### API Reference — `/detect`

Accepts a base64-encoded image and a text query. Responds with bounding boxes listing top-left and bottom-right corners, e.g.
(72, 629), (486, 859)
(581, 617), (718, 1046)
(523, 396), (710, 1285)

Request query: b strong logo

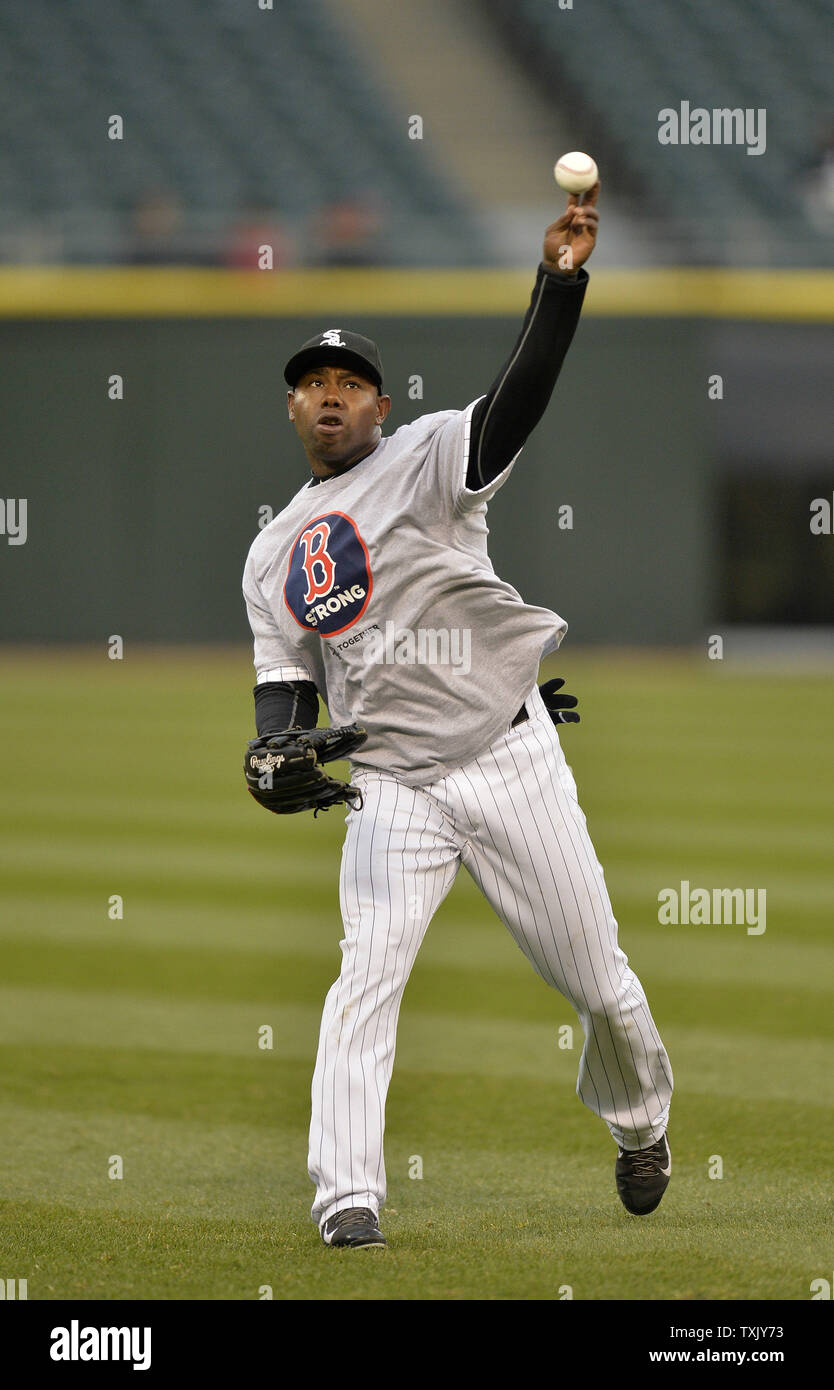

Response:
(284, 511), (373, 637)
(299, 522), (335, 603)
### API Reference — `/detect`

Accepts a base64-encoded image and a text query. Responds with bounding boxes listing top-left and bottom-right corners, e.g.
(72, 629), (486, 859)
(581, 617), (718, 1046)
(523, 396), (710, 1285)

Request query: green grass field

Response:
(1, 647), (832, 1301)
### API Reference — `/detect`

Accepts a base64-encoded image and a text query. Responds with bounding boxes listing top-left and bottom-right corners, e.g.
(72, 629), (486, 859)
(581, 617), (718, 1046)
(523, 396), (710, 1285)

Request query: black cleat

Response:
(321, 1207), (387, 1249)
(616, 1134), (671, 1215)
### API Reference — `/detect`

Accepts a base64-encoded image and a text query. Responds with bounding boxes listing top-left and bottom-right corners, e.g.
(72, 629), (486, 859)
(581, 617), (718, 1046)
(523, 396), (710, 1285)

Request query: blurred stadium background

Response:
(1, 0), (832, 1301)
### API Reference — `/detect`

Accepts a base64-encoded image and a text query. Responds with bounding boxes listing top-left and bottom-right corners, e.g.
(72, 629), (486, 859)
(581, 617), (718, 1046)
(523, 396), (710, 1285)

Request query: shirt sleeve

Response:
(466, 264), (588, 491)
(242, 554), (316, 684)
(423, 397), (519, 517)
(422, 266), (587, 517)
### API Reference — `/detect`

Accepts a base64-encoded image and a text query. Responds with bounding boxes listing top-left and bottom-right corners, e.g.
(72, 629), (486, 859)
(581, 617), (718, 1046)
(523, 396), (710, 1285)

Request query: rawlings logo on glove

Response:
(249, 750), (286, 775)
(244, 724), (368, 816)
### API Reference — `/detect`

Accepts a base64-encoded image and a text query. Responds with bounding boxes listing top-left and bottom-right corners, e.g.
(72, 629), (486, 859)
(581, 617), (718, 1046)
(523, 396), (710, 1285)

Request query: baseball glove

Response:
(539, 677), (580, 725)
(244, 724), (368, 816)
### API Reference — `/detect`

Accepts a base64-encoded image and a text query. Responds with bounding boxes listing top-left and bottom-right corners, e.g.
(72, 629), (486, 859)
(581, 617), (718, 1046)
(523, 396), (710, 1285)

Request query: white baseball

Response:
(554, 151), (599, 195)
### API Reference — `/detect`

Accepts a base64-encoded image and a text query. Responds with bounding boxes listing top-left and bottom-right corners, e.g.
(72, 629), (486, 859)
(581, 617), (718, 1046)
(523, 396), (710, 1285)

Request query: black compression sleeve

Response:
(253, 680), (319, 736)
(466, 264), (588, 490)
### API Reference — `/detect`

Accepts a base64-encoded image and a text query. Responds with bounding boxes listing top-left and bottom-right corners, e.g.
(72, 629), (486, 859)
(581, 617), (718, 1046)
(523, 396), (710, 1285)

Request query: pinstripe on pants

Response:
(308, 682), (673, 1227)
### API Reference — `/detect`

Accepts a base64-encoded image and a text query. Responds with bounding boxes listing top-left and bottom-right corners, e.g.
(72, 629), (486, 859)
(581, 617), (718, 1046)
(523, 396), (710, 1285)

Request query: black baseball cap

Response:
(284, 329), (384, 391)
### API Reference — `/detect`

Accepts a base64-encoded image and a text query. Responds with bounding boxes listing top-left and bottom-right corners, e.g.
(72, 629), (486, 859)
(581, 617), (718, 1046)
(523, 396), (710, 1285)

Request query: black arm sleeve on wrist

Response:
(253, 680), (319, 736)
(466, 264), (588, 491)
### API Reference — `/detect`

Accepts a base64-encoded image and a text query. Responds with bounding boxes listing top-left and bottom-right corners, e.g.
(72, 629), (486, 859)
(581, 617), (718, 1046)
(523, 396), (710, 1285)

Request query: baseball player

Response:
(243, 182), (673, 1249)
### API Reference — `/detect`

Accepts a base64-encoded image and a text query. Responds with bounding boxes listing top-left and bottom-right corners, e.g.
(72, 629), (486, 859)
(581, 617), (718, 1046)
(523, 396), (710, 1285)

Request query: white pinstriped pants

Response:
(308, 683), (673, 1227)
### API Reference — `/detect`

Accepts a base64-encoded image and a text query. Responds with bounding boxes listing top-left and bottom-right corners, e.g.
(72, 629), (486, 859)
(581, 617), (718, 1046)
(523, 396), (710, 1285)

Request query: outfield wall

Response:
(1, 269), (830, 646)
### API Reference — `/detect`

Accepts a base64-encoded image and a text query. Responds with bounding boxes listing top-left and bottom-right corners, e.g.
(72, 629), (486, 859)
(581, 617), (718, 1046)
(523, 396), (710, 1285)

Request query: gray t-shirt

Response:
(243, 399), (567, 786)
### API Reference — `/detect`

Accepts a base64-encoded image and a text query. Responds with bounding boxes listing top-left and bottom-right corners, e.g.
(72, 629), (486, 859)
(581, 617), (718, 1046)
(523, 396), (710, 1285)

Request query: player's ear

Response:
(376, 393), (392, 425)
(287, 389), (295, 421)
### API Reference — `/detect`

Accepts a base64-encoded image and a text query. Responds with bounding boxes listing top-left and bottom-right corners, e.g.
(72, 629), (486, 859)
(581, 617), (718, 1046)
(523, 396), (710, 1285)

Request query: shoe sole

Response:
(327, 1240), (387, 1249)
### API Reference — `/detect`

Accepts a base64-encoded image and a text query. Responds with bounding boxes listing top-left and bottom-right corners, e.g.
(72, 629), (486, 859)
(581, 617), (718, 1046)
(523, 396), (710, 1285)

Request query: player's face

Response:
(288, 364), (391, 476)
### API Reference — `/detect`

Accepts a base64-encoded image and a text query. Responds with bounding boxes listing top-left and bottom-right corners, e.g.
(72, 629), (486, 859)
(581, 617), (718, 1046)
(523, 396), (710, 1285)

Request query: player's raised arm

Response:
(466, 180), (599, 491)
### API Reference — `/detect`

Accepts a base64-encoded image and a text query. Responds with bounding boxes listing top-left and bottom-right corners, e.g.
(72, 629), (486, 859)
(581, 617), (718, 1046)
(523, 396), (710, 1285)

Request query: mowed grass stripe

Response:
(0, 865), (333, 913)
(4, 775), (831, 827)
(0, 985), (831, 1104)
(0, 937), (830, 1039)
(3, 810), (831, 874)
(594, 818), (833, 859)
(0, 1102), (308, 1219)
(3, 894), (832, 994)
(5, 798), (830, 859)
(2, 856), (828, 931)
(0, 841), (342, 889)
(0, 1046), (823, 1177)
(0, 1099), (828, 1222)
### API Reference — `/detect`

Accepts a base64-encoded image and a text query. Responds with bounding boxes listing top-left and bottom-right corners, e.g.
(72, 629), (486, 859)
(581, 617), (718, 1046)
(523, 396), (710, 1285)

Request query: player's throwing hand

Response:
(543, 180), (600, 275)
